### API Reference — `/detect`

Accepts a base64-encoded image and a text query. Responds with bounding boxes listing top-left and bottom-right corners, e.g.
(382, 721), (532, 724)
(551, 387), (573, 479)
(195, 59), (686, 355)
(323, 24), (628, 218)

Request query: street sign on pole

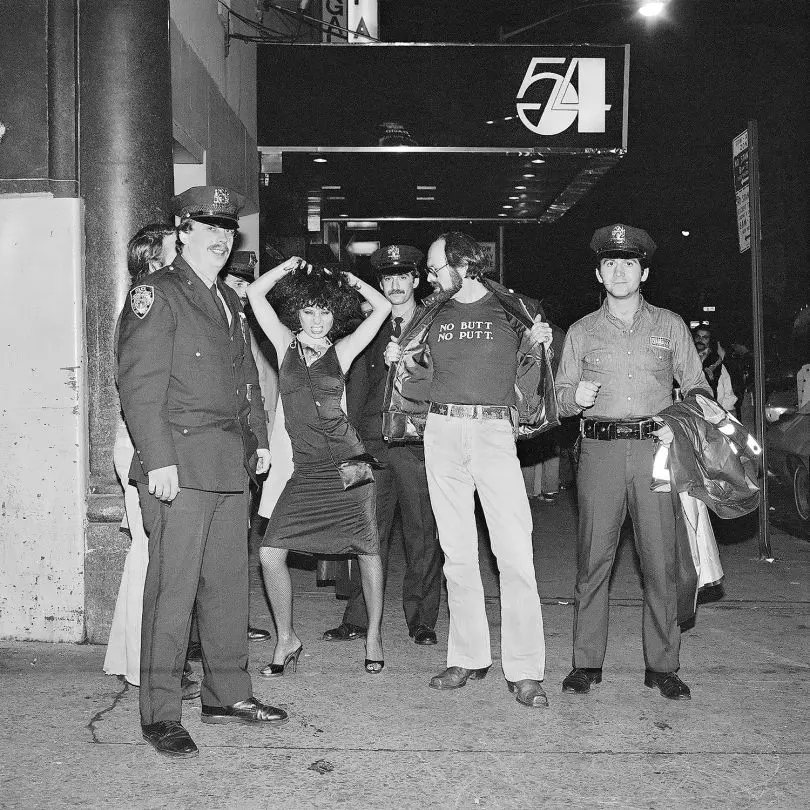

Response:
(734, 121), (772, 560)
(732, 130), (751, 253)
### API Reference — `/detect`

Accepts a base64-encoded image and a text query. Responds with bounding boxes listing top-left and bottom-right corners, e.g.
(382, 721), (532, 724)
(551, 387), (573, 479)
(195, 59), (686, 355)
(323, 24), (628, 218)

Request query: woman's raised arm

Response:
(246, 257), (303, 358)
(334, 272), (392, 372)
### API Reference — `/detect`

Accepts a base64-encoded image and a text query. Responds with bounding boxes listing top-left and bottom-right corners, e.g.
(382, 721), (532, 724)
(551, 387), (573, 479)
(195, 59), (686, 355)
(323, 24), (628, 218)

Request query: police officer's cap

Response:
(590, 224), (656, 261)
(221, 250), (257, 282)
(369, 244), (424, 277)
(171, 185), (246, 230)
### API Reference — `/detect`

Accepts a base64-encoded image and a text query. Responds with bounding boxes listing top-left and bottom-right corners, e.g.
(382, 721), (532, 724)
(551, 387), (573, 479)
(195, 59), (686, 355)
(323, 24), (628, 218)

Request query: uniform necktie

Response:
(392, 316), (403, 338)
(210, 283), (229, 325)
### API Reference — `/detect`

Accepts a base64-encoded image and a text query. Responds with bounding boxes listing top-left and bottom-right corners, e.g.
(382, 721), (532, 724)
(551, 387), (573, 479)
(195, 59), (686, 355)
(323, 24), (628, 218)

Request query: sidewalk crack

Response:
(86, 679), (130, 743)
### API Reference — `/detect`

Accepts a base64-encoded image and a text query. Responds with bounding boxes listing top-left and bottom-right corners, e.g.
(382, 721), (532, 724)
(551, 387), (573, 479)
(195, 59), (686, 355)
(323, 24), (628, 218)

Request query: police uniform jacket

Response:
(381, 279), (559, 441)
(117, 253), (268, 492)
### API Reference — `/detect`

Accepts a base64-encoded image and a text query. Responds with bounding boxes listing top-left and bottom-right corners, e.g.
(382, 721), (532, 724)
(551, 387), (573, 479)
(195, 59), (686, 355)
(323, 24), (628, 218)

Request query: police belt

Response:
(581, 418), (657, 440)
(429, 402), (511, 421)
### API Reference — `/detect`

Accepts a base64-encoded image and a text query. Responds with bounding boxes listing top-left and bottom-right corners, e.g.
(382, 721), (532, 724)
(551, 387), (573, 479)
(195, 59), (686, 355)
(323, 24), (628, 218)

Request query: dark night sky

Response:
(374, 0), (809, 356)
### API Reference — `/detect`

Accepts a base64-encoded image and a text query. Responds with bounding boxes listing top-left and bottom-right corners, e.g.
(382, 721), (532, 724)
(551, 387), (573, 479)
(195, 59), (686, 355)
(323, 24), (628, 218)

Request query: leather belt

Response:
(429, 402), (511, 421)
(581, 418), (657, 441)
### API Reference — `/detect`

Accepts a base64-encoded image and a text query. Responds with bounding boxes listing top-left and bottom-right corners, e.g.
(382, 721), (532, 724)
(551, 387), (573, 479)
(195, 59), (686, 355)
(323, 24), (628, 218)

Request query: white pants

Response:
(424, 412), (545, 681)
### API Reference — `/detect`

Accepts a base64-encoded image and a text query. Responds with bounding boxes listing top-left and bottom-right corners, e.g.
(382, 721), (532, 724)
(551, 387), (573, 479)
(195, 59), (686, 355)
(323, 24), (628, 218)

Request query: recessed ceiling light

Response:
(522, 173), (535, 178)
(682, 230), (690, 236)
(338, 213), (348, 217)
(322, 185), (341, 190)
(416, 196), (435, 201)
(313, 157), (327, 163)
(326, 195), (345, 200)
(416, 185), (437, 190)
(509, 196), (519, 200)
(485, 120), (495, 125)
(498, 213), (507, 217)
(515, 185), (527, 190)
(503, 116), (513, 121)
(502, 205), (513, 209)
(531, 158), (545, 164)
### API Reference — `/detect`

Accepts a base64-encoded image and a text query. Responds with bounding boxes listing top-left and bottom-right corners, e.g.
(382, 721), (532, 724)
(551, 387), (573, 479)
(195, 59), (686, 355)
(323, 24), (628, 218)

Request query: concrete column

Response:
(79, 0), (174, 641)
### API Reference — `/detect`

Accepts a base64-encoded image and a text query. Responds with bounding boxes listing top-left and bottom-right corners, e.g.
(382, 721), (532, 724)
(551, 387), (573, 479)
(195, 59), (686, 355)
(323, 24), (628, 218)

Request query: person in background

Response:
(104, 223), (200, 701)
(692, 325), (737, 412)
(118, 186), (287, 760)
(555, 224), (710, 701)
(247, 258), (391, 676)
(324, 244), (444, 648)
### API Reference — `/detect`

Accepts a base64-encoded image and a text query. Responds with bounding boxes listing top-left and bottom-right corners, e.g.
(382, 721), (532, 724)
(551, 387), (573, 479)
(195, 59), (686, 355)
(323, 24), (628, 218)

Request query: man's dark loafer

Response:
(429, 665), (491, 690)
(561, 667), (603, 694)
(248, 626), (272, 642)
(322, 622), (367, 642)
(507, 679), (549, 708)
(412, 626), (438, 646)
(644, 670), (691, 700)
(142, 720), (198, 759)
(186, 641), (202, 662)
(201, 696), (289, 726)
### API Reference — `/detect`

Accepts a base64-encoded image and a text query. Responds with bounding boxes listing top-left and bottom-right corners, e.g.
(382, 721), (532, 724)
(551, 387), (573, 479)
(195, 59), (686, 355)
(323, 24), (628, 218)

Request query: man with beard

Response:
(383, 232), (556, 708)
(117, 186), (288, 759)
(324, 244), (443, 647)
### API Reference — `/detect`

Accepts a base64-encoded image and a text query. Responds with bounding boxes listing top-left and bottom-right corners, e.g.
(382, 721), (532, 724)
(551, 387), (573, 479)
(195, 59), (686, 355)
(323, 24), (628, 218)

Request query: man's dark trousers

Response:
(573, 437), (681, 673)
(342, 442), (442, 633)
(138, 483), (252, 725)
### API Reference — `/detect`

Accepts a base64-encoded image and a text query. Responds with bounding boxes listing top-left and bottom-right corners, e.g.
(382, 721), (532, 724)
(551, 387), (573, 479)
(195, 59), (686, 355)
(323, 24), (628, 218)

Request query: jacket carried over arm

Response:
(381, 278), (559, 442)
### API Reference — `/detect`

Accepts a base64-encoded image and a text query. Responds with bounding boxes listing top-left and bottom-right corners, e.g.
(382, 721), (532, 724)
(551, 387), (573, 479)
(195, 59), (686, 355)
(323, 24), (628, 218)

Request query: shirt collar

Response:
(601, 294), (649, 329)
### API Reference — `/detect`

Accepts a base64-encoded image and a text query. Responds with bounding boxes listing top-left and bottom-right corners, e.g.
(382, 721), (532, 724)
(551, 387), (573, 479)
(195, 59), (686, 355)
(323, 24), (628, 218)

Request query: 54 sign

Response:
(516, 57), (611, 136)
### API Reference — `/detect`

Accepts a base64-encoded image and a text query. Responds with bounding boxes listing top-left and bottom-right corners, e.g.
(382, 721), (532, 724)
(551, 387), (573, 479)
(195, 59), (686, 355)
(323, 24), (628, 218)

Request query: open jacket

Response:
(381, 279), (559, 442)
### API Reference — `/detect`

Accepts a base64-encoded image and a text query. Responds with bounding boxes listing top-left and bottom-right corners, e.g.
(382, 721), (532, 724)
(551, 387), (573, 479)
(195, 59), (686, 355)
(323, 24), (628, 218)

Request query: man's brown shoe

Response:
(323, 622), (367, 641)
(142, 720), (198, 759)
(507, 679), (549, 708)
(429, 665), (490, 690)
(561, 667), (602, 694)
(201, 696), (289, 726)
(644, 670), (691, 700)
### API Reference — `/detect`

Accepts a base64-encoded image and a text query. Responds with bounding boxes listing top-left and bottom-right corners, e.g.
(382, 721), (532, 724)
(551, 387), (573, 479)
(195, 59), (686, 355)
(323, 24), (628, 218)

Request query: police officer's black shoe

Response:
(248, 625), (272, 642)
(561, 667), (602, 694)
(142, 720), (199, 759)
(411, 625), (438, 646)
(323, 622), (367, 641)
(186, 641), (202, 662)
(644, 670), (691, 700)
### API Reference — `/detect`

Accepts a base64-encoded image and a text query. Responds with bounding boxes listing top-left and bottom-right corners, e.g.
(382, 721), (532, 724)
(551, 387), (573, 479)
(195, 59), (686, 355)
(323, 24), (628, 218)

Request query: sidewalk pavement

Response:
(1, 492), (808, 809)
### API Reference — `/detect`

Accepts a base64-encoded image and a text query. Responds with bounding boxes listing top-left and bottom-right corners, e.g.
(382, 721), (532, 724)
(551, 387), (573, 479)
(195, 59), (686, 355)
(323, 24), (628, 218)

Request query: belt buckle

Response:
(614, 423), (635, 439)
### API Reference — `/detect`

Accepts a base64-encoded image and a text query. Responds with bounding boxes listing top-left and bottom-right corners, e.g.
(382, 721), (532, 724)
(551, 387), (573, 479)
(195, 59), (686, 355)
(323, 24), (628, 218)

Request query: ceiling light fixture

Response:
(322, 185), (341, 190)
(531, 158), (545, 164)
(522, 173), (535, 178)
(485, 120), (495, 125)
(416, 185), (437, 190)
(313, 157), (327, 163)
(416, 196), (435, 201)
(638, 2), (668, 17)
(515, 185), (527, 190)
(502, 205), (513, 209)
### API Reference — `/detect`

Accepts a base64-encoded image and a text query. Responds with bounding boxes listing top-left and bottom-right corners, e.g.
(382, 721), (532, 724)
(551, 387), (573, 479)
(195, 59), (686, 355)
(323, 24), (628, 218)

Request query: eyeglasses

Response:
(426, 262), (448, 275)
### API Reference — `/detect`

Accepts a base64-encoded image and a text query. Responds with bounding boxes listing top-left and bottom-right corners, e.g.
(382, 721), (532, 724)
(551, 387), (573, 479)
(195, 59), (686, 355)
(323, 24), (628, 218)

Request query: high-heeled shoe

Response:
(364, 658), (384, 674)
(259, 644), (303, 678)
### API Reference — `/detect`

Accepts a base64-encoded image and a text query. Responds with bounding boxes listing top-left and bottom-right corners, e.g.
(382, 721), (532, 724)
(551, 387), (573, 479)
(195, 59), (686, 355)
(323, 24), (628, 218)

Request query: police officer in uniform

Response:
(117, 186), (288, 759)
(324, 245), (443, 646)
(554, 224), (710, 700)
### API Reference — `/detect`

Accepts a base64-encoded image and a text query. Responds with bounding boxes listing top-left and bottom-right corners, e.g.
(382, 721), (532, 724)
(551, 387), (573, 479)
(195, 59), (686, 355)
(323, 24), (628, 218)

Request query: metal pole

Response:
(748, 119), (772, 559)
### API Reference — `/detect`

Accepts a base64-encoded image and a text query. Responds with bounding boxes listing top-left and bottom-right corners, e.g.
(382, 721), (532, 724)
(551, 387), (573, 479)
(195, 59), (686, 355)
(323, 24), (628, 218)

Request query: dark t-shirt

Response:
(427, 292), (518, 406)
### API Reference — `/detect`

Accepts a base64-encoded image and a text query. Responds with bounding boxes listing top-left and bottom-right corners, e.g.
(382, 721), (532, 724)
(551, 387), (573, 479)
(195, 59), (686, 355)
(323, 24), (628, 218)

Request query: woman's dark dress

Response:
(262, 341), (379, 554)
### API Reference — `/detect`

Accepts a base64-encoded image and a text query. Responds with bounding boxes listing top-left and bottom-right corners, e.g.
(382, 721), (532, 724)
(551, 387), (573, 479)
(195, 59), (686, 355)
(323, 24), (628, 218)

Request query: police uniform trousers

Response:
(573, 437), (680, 673)
(137, 482), (252, 725)
(341, 442), (443, 633)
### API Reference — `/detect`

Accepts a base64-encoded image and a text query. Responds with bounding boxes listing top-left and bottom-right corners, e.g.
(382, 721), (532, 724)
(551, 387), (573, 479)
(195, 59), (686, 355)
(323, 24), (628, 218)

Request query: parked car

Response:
(765, 375), (810, 522)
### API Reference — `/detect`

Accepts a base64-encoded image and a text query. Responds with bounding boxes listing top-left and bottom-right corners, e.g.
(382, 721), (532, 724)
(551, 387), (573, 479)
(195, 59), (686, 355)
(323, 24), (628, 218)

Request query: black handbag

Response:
(300, 342), (382, 490)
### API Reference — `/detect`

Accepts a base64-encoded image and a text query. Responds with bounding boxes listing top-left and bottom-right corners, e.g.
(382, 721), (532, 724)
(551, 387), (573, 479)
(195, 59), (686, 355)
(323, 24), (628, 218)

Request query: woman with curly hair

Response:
(247, 257), (391, 674)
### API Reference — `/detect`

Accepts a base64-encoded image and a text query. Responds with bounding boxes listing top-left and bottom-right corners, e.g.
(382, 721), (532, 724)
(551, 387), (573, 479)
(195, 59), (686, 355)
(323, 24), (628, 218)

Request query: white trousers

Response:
(424, 412), (545, 681)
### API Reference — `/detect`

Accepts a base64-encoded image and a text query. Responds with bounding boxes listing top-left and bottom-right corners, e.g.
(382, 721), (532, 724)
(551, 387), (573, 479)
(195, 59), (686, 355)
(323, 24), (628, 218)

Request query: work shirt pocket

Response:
(583, 348), (614, 379)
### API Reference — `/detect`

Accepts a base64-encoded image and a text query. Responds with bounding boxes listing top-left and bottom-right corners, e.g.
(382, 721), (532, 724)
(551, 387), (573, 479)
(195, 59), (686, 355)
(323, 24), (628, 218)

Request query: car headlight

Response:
(765, 405), (796, 423)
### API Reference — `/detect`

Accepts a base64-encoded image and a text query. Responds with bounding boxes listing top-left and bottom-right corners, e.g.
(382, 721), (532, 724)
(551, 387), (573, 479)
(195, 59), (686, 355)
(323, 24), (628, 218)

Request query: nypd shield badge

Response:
(130, 285), (154, 319)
